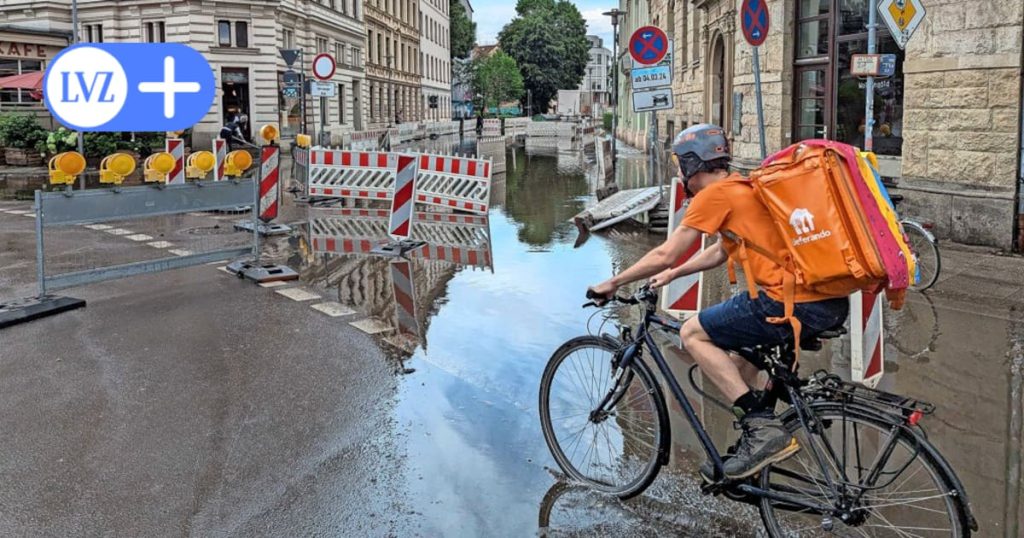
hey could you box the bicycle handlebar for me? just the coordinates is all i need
[584,285,655,308]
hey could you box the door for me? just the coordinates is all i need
[221,68,250,139]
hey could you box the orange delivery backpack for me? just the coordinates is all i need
[722,139,914,358]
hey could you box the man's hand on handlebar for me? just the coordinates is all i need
[587,280,619,306]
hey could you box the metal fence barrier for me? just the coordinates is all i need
[33,181,255,296]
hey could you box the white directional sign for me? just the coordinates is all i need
[632,65,672,91]
[878,0,926,50]
[633,88,674,113]
[309,81,336,97]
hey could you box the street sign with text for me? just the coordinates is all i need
[308,81,336,97]
[631,65,672,91]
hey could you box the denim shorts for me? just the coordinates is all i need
[697,291,849,352]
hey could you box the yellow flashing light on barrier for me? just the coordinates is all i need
[224,150,253,177]
[186,150,216,179]
[259,124,279,144]
[48,151,86,185]
[296,134,311,148]
[99,153,137,185]
[144,152,176,183]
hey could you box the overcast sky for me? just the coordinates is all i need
[472,1,616,51]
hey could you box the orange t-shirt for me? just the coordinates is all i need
[681,174,834,303]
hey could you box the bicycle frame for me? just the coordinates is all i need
[611,308,842,514]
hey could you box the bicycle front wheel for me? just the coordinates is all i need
[904,220,941,292]
[759,403,970,537]
[539,336,670,499]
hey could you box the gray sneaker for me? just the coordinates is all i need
[699,415,800,482]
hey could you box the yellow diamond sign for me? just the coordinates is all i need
[878,0,926,49]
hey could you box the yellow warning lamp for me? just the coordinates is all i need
[259,124,279,144]
[48,151,87,186]
[99,153,137,185]
[166,129,185,138]
[224,150,253,177]
[295,133,311,148]
[186,150,216,179]
[144,152,176,182]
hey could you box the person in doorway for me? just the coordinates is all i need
[587,124,850,481]
[220,114,250,150]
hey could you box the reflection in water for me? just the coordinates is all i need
[503,150,590,248]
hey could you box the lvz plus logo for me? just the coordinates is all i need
[790,208,832,246]
[44,44,215,131]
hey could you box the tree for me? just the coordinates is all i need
[450,0,476,60]
[498,0,589,114]
[472,51,525,113]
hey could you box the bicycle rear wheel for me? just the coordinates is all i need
[904,220,941,292]
[539,336,670,499]
[759,403,969,537]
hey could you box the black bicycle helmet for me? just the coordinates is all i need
[671,124,731,180]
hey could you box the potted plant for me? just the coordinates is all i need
[44,127,79,156]
[0,114,47,166]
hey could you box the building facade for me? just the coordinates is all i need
[365,0,422,128]
[579,35,612,109]
[0,0,367,148]
[618,0,1023,250]
[420,0,451,121]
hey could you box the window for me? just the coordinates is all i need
[792,0,905,156]
[235,22,248,47]
[283,28,295,49]
[217,21,231,46]
[336,43,346,66]
[339,84,346,123]
[84,24,103,43]
[145,21,166,43]
[316,36,328,54]
[0,58,43,103]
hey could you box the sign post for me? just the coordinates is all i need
[741,0,769,160]
[312,53,336,147]
[872,0,925,152]
[629,26,672,189]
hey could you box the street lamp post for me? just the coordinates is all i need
[603,8,626,182]
[386,54,395,127]
[72,0,85,189]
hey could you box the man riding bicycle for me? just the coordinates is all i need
[588,124,849,481]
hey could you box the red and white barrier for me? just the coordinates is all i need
[213,138,226,181]
[482,119,501,139]
[308,150,492,215]
[389,155,418,239]
[851,290,884,388]
[390,260,420,338]
[661,176,705,319]
[258,146,281,223]
[166,138,185,184]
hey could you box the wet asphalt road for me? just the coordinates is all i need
[2,138,1024,536]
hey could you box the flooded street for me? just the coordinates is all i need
[1,135,1022,536]
[285,136,1024,536]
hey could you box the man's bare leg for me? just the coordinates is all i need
[679,317,749,402]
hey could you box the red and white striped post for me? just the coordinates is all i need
[258,146,281,223]
[661,176,706,319]
[165,137,185,184]
[390,260,420,340]
[388,154,418,240]
[851,290,885,388]
[213,138,227,181]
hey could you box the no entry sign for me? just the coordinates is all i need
[312,53,336,81]
[629,26,669,66]
[741,0,770,47]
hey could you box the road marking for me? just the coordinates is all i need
[127,234,154,241]
[275,287,322,302]
[350,318,394,334]
[85,224,114,230]
[169,249,193,257]
[147,241,175,248]
[311,302,357,317]
[106,228,133,235]
[22,213,36,218]
[258,281,290,288]
[6,209,31,215]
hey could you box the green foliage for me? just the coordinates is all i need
[603,111,613,131]
[80,132,165,158]
[498,0,589,115]
[472,51,525,112]
[45,127,79,154]
[0,113,48,150]
[450,0,477,59]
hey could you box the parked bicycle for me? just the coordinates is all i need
[539,285,977,536]
[889,192,941,292]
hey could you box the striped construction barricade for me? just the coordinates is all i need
[308,149,492,215]
[213,138,227,181]
[258,146,281,222]
[388,155,417,239]
[165,138,185,184]
[661,176,705,319]
[481,119,501,139]
[851,291,884,388]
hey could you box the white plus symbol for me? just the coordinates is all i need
[137,56,201,119]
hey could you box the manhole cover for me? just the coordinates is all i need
[180,225,237,236]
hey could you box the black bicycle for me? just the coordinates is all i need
[539,286,978,536]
